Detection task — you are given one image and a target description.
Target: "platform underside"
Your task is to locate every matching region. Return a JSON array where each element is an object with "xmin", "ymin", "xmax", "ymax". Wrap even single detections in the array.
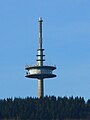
[{"xmin": 25, "ymin": 74, "xmax": 56, "ymax": 79}]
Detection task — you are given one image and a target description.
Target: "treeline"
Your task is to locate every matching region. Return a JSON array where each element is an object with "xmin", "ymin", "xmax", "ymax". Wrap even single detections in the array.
[{"xmin": 0, "ymin": 96, "xmax": 90, "ymax": 120}]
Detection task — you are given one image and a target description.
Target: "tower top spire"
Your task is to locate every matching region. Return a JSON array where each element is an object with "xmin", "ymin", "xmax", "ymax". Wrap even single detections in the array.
[
  {"xmin": 38, "ymin": 17, "xmax": 43, "ymax": 22},
  {"xmin": 38, "ymin": 17, "xmax": 43, "ymax": 49}
]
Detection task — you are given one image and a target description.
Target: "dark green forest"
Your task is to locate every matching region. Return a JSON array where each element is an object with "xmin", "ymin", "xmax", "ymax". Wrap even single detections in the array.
[{"xmin": 0, "ymin": 96, "xmax": 90, "ymax": 120}]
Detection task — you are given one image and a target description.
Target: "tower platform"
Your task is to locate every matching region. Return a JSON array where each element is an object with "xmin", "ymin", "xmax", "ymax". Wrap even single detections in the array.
[{"xmin": 25, "ymin": 65, "xmax": 56, "ymax": 79}]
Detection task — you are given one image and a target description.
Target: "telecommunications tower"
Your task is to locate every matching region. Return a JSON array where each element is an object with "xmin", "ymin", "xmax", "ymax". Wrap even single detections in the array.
[{"xmin": 25, "ymin": 17, "xmax": 56, "ymax": 98}]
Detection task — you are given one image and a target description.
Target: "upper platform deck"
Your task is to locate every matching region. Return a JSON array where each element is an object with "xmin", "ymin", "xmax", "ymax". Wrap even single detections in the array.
[
  {"xmin": 25, "ymin": 65, "xmax": 56, "ymax": 79},
  {"xmin": 25, "ymin": 65, "xmax": 56, "ymax": 70}
]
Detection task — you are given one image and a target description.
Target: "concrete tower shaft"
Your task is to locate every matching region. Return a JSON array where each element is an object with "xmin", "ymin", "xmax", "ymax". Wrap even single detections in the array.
[
  {"xmin": 38, "ymin": 79, "xmax": 43, "ymax": 98},
  {"xmin": 38, "ymin": 17, "xmax": 44, "ymax": 98}
]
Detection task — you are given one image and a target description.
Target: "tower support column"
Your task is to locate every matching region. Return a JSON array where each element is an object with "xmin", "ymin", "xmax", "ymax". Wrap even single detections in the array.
[{"xmin": 38, "ymin": 79, "xmax": 44, "ymax": 98}]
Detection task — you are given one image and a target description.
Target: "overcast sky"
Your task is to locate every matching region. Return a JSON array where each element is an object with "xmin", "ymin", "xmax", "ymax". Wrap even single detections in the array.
[{"xmin": 0, "ymin": 0, "xmax": 90, "ymax": 100}]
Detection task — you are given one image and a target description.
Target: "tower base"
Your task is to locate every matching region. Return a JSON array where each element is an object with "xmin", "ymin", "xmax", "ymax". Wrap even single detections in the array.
[{"xmin": 38, "ymin": 79, "xmax": 44, "ymax": 98}]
